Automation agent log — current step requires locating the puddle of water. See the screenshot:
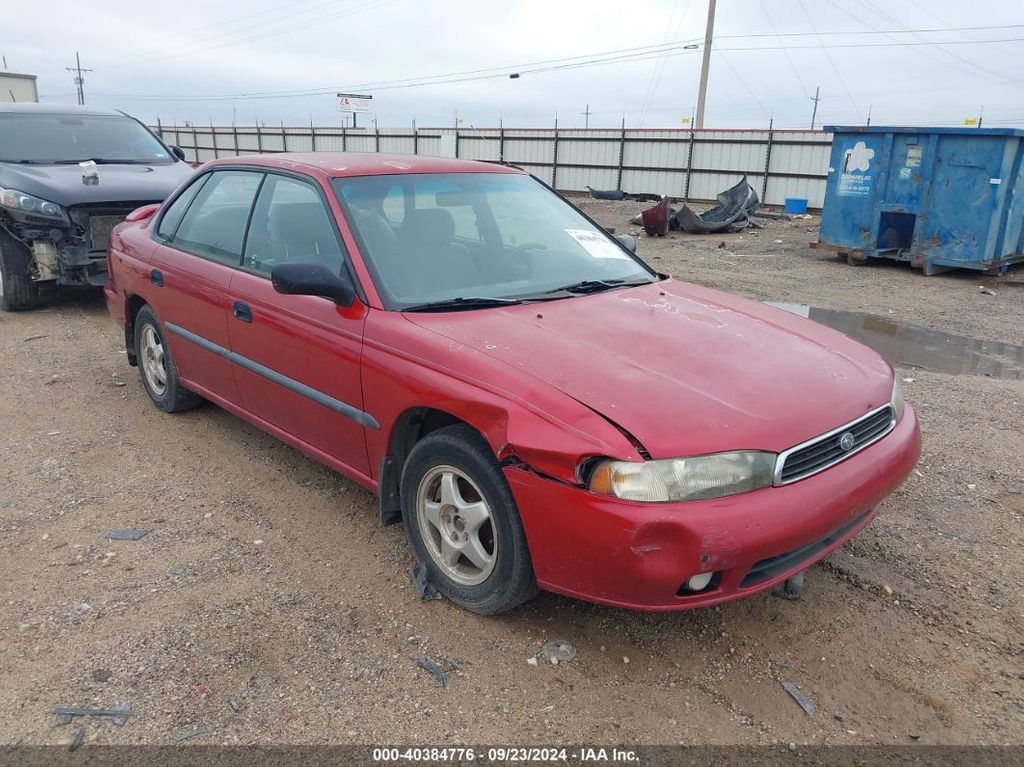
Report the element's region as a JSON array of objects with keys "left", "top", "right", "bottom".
[{"left": 768, "top": 302, "right": 1024, "bottom": 380}]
